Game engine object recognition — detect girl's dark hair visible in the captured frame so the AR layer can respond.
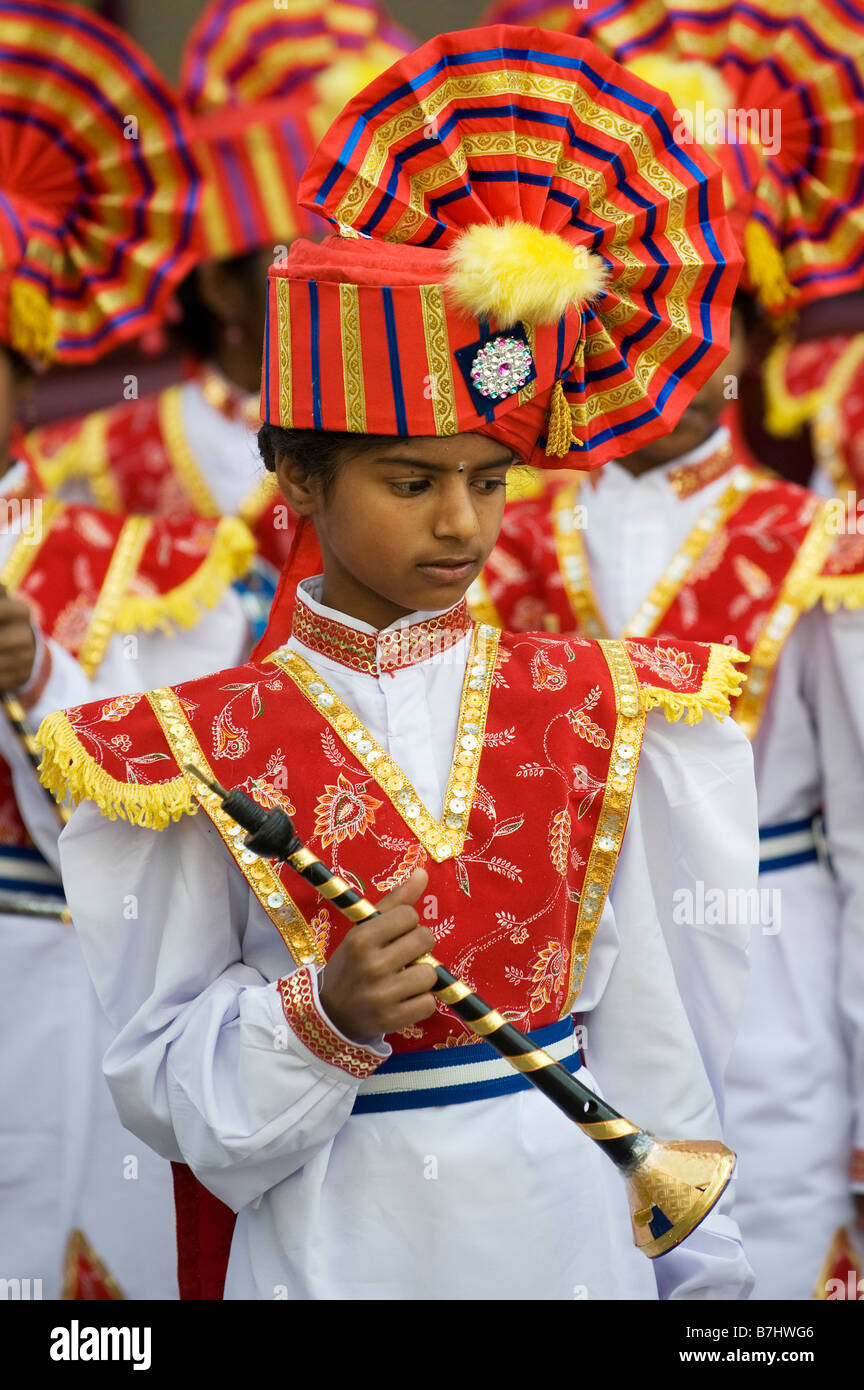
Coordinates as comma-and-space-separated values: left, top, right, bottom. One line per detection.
257, 424, 398, 493
172, 253, 263, 359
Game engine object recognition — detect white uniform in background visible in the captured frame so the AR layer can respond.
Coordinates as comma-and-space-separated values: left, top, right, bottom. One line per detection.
0, 460, 253, 1299
546, 429, 864, 1299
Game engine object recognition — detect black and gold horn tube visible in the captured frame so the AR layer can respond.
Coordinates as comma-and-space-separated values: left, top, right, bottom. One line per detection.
185, 764, 735, 1259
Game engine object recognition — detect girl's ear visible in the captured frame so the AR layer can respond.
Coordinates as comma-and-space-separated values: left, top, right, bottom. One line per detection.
274, 452, 320, 516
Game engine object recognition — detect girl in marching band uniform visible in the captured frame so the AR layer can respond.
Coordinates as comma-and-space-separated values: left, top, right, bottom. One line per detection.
41, 28, 759, 1300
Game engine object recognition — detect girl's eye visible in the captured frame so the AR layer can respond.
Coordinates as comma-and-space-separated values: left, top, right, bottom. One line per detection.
473, 478, 507, 492
390, 479, 430, 496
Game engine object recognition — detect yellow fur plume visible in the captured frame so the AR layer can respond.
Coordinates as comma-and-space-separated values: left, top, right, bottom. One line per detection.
446, 222, 608, 327
628, 56, 734, 138
10, 277, 56, 362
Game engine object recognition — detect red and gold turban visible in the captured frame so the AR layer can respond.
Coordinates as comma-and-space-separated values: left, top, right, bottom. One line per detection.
180, 0, 416, 261
484, 0, 864, 317
0, 0, 200, 364
259, 24, 741, 471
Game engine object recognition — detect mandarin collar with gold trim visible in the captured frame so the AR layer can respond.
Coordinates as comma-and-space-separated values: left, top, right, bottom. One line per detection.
290, 577, 473, 676
589, 427, 735, 501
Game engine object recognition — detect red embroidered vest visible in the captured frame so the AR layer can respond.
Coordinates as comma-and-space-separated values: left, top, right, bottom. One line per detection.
476, 462, 864, 738
3, 460, 255, 677
26, 382, 295, 571
39, 629, 741, 1047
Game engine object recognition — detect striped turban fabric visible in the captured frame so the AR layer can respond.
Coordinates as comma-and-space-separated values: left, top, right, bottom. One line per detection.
0, 0, 200, 362
260, 24, 742, 471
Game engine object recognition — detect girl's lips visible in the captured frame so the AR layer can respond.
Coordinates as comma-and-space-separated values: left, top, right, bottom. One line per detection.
416, 560, 478, 583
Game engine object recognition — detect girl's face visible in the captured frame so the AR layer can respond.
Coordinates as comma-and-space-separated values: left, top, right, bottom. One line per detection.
277, 432, 515, 628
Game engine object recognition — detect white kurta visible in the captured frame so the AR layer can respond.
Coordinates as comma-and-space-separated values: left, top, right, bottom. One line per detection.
59, 579, 758, 1300
570, 428, 864, 1299
0, 462, 253, 1299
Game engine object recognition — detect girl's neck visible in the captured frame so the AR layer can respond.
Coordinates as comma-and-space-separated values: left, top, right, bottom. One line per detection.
318, 573, 416, 631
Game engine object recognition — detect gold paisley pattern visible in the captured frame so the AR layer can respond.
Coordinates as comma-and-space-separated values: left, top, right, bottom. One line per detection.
418, 284, 458, 436
276, 277, 293, 429
339, 282, 367, 434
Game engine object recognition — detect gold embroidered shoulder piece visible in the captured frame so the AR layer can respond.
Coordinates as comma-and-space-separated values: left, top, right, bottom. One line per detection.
626, 640, 749, 725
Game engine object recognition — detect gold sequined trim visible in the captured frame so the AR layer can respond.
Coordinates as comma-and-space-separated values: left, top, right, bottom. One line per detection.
551, 481, 608, 639
147, 688, 320, 964
466, 572, 504, 627
77, 517, 152, 678
733, 501, 836, 740
552, 466, 764, 641
267, 624, 500, 863
667, 440, 735, 499
61, 1229, 125, 1301
277, 965, 382, 1078
0, 497, 64, 592
419, 284, 458, 436
339, 282, 367, 434
291, 598, 473, 675
158, 387, 221, 518
560, 639, 645, 1012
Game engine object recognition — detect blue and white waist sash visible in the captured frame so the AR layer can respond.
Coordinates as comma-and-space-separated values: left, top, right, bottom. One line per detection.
0, 843, 64, 899
352, 1016, 581, 1114
233, 557, 279, 644
758, 813, 826, 874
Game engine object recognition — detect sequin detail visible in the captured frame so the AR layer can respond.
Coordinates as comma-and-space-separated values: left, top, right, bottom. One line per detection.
277, 965, 382, 1079
470, 336, 534, 400
292, 598, 472, 675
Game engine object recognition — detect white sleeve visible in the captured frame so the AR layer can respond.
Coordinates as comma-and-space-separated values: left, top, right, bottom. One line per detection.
801, 607, 864, 1182
582, 716, 757, 1301
57, 802, 388, 1212
0, 594, 251, 872
630, 710, 758, 1114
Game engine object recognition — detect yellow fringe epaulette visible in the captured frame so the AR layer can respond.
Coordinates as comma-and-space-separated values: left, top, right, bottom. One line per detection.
116, 516, 256, 634
36, 709, 193, 830
640, 643, 749, 725
806, 572, 864, 613
28, 411, 111, 492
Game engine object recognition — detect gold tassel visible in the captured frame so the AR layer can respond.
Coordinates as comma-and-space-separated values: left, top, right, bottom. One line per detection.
545, 379, 575, 457
10, 278, 56, 362
744, 220, 798, 317
641, 645, 749, 725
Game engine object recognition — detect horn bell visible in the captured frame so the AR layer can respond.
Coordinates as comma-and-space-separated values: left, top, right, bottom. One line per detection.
626, 1138, 736, 1259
